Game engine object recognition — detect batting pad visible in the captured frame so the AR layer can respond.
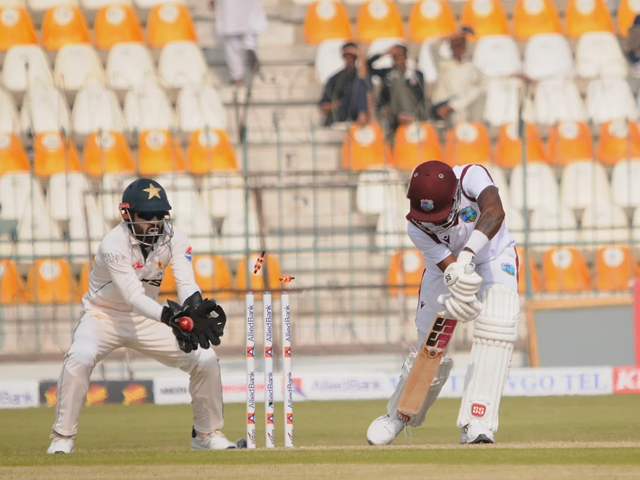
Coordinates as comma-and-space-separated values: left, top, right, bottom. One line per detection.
457, 284, 520, 432
387, 349, 453, 427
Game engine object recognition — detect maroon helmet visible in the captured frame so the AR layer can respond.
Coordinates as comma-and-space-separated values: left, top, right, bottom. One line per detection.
406, 161, 461, 234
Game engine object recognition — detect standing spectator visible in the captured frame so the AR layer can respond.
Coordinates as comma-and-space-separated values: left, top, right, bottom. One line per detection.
211, 0, 267, 85
368, 45, 427, 133
319, 43, 370, 126
626, 16, 640, 82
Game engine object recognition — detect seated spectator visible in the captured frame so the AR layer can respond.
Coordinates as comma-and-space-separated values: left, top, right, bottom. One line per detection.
319, 43, 370, 126
368, 44, 427, 133
430, 28, 485, 125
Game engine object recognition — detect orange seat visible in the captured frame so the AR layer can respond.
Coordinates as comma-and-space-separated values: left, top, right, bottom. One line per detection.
409, 0, 456, 42
186, 129, 237, 175
0, 133, 30, 175
547, 121, 593, 166
356, 0, 404, 43
42, 6, 90, 51
192, 254, 233, 299
147, 3, 196, 48
494, 123, 547, 168
304, 0, 352, 44
542, 247, 591, 292
137, 129, 185, 176
0, 7, 37, 51
235, 252, 282, 294
515, 246, 541, 294
79, 261, 91, 297
595, 245, 639, 291
444, 122, 491, 166
160, 263, 177, 299
595, 120, 640, 166
83, 131, 136, 177
0, 260, 29, 305
617, 0, 640, 36
342, 123, 392, 170
94, 4, 143, 50
392, 122, 443, 170
460, 0, 509, 40
513, 0, 562, 40
387, 249, 425, 296
27, 258, 80, 304
566, 0, 614, 38
34, 132, 82, 178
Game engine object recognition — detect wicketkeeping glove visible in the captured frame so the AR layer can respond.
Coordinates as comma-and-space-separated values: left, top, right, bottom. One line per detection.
182, 291, 227, 349
161, 300, 199, 354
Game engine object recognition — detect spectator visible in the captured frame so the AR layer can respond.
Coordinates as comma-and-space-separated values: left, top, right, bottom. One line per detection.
211, 0, 267, 85
319, 43, 370, 126
430, 28, 485, 124
626, 15, 640, 78
368, 45, 427, 133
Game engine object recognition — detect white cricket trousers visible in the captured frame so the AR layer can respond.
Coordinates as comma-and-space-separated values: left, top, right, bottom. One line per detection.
52, 308, 224, 437
223, 33, 258, 81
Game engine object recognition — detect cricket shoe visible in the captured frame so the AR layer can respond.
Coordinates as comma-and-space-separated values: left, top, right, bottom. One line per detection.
366, 414, 405, 445
191, 429, 237, 450
47, 433, 75, 454
460, 419, 494, 444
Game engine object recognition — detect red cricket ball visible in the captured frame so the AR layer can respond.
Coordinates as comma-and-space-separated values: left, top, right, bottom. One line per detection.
178, 317, 194, 332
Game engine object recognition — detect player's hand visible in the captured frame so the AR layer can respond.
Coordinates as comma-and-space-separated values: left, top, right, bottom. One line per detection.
443, 251, 482, 303
437, 294, 482, 323
183, 291, 227, 349
161, 302, 199, 354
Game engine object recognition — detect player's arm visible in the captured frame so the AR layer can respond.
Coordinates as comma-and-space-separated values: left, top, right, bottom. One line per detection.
169, 229, 200, 304
463, 186, 505, 255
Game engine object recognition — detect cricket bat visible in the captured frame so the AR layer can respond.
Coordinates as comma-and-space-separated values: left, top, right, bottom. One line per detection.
396, 313, 457, 422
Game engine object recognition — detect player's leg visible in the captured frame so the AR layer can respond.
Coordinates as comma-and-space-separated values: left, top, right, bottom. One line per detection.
48, 311, 121, 453
130, 318, 236, 450
457, 249, 520, 444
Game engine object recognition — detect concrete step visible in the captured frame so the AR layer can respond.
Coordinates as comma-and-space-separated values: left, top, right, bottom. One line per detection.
239, 143, 342, 172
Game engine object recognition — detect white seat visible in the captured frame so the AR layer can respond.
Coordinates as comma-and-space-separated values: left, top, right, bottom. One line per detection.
80, 0, 131, 10
611, 160, 640, 208
631, 207, 640, 244
510, 163, 559, 212
524, 33, 574, 81
0, 172, 47, 220
355, 167, 401, 215
0, 89, 20, 135
158, 41, 209, 89
529, 205, 579, 249
99, 173, 137, 222
315, 38, 347, 86
534, 78, 587, 126
484, 164, 510, 209
123, 81, 175, 133
46, 172, 90, 221
581, 203, 630, 245
417, 39, 449, 84
202, 173, 245, 219
505, 206, 525, 244
368, 37, 405, 70
106, 43, 156, 91
28, 0, 77, 12
54, 44, 106, 92
1, 0, 26, 6
472, 35, 521, 77
2, 45, 54, 93
375, 184, 414, 250
176, 84, 226, 133
68, 195, 109, 264
16, 203, 67, 258
560, 161, 612, 210
72, 83, 126, 136
20, 86, 70, 135
133, 0, 184, 8
576, 32, 628, 79
587, 78, 639, 125
483, 77, 524, 127
217, 181, 260, 256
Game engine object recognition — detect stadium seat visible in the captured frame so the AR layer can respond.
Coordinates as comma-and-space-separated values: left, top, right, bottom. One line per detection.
0, 90, 20, 135
356, 0, 404, 43
28, 0, 78, 12
185, 129, 237, 174
505, 205, 523, 244
513, 0, 562, 40
375, 183, 415, 249
33, 132, 82, 177
596, 120, 640, 166
0, 133, 29, 175
42, 6, 90, 51
575, 32, 627, 79
147, 3, 196, 48
0, 6, 37, 51
54, 44, 106, 91
176, 84, 227, 133
342, 123, 392, 170
581, 203, 630, 245
1, 0, 25, 6
192, 254, 232, 299
510, 162, 559, 212
494, 123, 547, 168
134, 0, 184, 9
219, 206, 261, 255
595, 245, 638, 291
560, 161, 612, 210
566, 0, 614, 38
83, 131, 135, 177
235, 253, 282, 294
547, 121, 593, 166
16, 203, 68, 258
136, 129, 185, 175
542, 247, 591, 292
202, 172, 245, 219
618, 0, 640, 36
524, 33, 574, 80
483, 77, 524, 127
533, 79, 587, 126
20, 86, 71, 135
123, 82, 176, 132
408, 0, 456, 43
159, 262, 176, 298
443, 121, 491, 166
611, 160, 640, 207
387, 249, 425, 296
158, 41, 209, 88
0, 172, 47, 219
315, 39, 347, 86
529, 205, 580, 250
304, 0, 352, 44
630, 206, 640, 245
72, 83, 126, 136
460, 0, 509, 40
355, 167, 401, 215
392, 122, 442, 170
2, 45, 54, 93
472, 35, 521, 77
82, 0, 133, 10
0, 259, 28, 304
68, 196, 109, 264
46, 171, 89, 220
484, 164, 509, 200
79, 260, 91, 296
99, 172, 137, 221
515, 246, 541, 294
27, 258, 79, 304
587, 78, 639, 125
94, 4, 143, 50
106, 42, 156, 91
417, 39, 441, 83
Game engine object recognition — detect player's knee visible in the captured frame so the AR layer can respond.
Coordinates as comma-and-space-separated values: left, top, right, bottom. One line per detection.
67, 343, 98, 368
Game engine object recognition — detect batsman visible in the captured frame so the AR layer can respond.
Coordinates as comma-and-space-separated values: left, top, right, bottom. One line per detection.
47, 178, 238, 453
367, 160, 520, 445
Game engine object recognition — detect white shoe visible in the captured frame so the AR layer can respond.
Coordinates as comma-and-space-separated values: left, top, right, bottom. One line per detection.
191, 430, 237, 450
47, 433, 75, 454
460, 419, 495, 444
366, 414, 405, 445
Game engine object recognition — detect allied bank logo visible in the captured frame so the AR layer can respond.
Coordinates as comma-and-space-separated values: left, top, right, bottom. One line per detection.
247, 413, 255, 424
286, 413, 293, 425
266, 413, 274, 425
265, 346, 273, 358
185, 247, 192, 262
501, 263, 516, 276
420, 199, 434, 212
459, 206, 477, 223
292, 378, 306, 398
284, 346, 291, 358
246, 346, 255, 358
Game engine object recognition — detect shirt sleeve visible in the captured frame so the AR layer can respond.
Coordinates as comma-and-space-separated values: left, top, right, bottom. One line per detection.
461, 165, 495, 201
169, 229, 200, 304
407, 222, 452, 265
